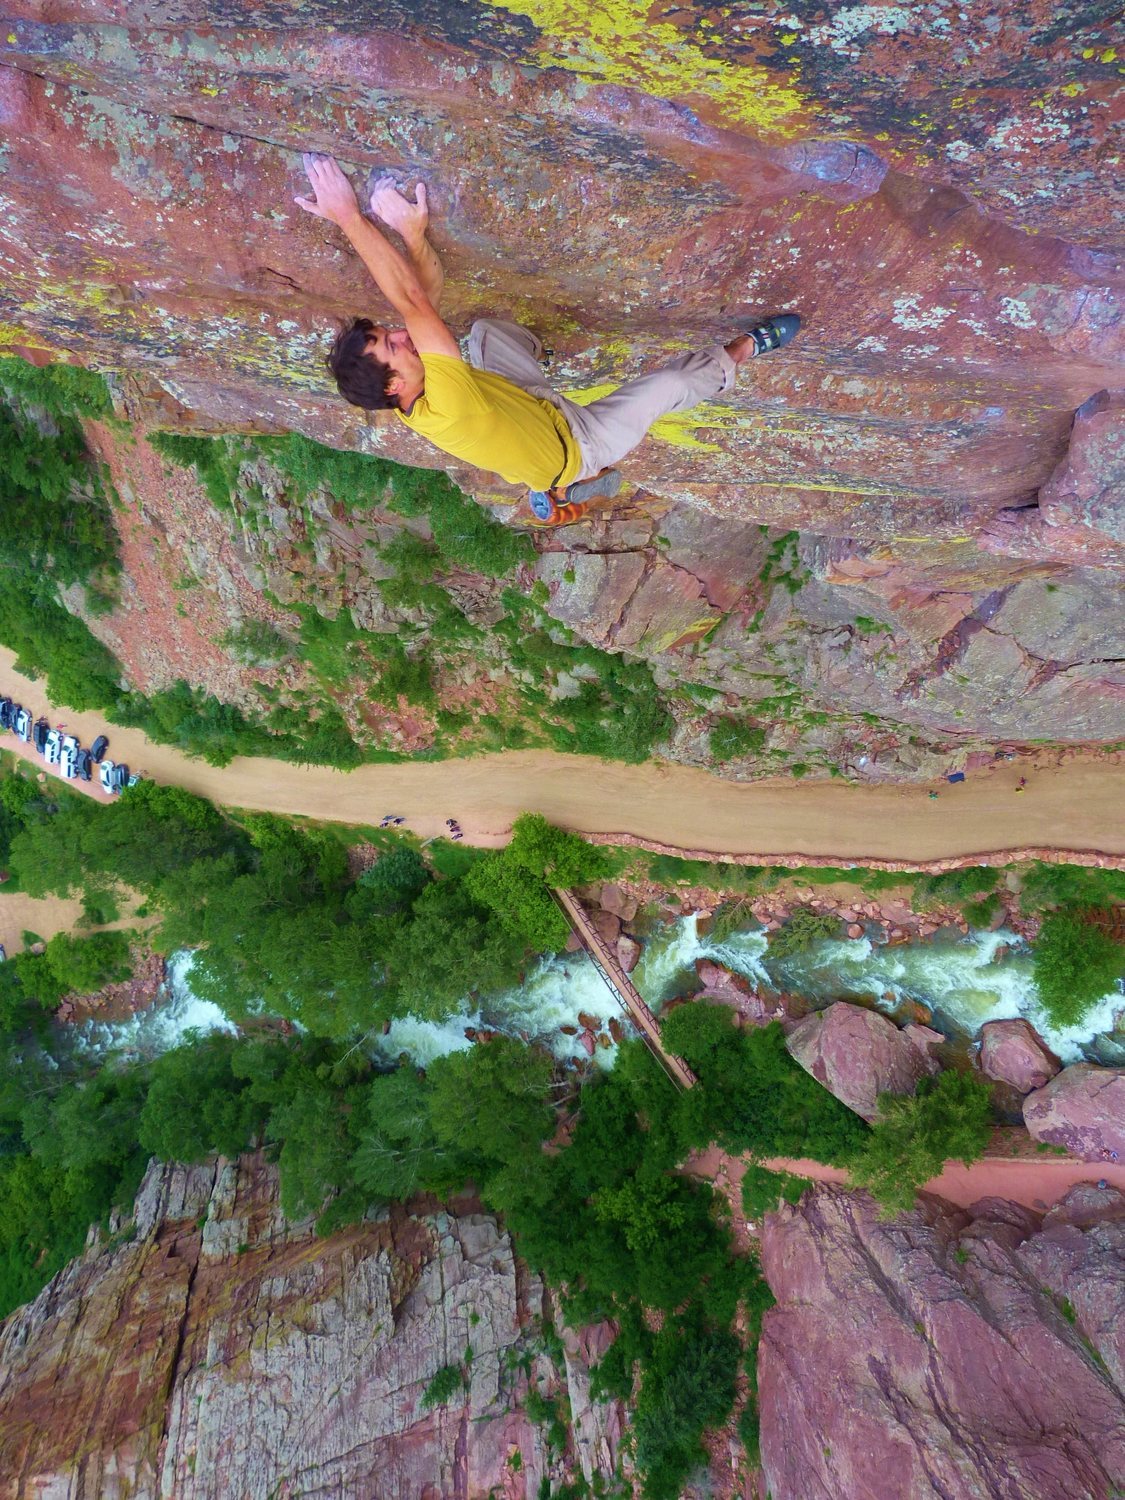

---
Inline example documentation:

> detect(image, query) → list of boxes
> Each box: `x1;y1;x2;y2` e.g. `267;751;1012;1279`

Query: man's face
366;326;424;402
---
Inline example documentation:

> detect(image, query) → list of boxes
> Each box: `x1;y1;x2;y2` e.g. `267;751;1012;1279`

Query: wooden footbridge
553;888;696;1091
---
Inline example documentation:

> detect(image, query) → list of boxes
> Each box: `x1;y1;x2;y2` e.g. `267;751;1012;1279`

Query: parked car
127;772;143;788
60;737;79;779
98;759;117;793
13;708;31;742
111;763;129;792
0;698;12;730
76;748;93;782
45;729;62;765
90;734;109;763
32;718;49;754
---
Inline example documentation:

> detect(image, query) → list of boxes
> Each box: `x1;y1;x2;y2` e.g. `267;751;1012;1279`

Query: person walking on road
296;154;800;526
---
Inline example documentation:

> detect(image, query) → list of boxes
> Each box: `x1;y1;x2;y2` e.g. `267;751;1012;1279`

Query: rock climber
296;154;800;527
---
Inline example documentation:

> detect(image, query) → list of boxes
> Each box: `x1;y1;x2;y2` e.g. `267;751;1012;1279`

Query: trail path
690;1147;1125;1226
3;649;1123;867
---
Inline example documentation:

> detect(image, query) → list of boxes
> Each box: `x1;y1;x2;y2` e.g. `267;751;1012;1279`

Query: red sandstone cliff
0;1155;622;1499
759;1182;1125;1500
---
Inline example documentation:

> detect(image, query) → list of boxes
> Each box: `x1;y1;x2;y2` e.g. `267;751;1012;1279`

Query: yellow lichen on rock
481;0;806;134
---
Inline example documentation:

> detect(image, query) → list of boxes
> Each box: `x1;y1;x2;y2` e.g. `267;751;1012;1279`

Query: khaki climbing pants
466;318;737;482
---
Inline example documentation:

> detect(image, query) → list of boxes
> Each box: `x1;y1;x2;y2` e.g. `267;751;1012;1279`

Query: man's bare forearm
403;230;444;311
338;210;432;315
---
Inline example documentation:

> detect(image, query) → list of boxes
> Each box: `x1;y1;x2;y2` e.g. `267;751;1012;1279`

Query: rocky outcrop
980;1018;1062;1094
1024;1063;1125;1161
694;958;769;1024
785;1001;939;1120
758;1183;1125;1500
982;391;1125;570
0;1155;621;1499
0;5;1122;763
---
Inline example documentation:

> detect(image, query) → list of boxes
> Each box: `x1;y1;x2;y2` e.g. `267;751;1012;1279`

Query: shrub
419;1362;466;1410
767;907;843;959
1020;861;1125;915
1032;911;1125;1028
849;1069;993;1213
220;619;293;665
709;718;766;761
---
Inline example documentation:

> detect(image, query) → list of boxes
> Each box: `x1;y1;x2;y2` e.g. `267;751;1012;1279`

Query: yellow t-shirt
396;354;582;490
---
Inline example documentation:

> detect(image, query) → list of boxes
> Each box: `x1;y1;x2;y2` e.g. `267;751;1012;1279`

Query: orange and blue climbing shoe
525;467;623;528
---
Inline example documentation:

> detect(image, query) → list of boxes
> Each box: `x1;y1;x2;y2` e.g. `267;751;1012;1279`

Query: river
76;918;1124;1070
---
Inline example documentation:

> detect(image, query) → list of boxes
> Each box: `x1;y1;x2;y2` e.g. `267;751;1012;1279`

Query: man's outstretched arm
295;154;458;357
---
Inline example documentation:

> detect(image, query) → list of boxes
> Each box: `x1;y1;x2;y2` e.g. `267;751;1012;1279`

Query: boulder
758;1185;1125;1500
1024;1064;1125;1161
980;1019;1061;1094
785;1002;940;1121
591;910;621;947
597;884;638;923
615;934;641;973
903;1023;946;1063
694;959;770;1024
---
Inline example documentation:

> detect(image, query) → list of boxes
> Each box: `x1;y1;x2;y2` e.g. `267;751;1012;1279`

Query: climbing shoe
522;468;623;528
521;494;592;529
745;313;801;355
564;467;623;506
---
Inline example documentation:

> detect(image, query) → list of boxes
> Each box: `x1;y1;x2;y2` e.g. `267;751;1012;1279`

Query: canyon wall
0;1155;621;1499
759;1182;1125;1500
0;2;1122;759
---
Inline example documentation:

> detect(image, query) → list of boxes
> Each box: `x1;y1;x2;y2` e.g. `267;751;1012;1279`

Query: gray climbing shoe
745;313;801;354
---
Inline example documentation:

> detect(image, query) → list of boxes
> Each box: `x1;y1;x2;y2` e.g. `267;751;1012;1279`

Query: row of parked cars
0;695;141;794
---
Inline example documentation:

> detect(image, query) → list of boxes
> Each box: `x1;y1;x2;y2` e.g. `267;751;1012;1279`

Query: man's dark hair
326;316;399;410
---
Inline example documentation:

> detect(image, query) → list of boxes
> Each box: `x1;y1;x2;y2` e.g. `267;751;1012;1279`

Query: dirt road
3;646;1123;867
761;1153;1125;1213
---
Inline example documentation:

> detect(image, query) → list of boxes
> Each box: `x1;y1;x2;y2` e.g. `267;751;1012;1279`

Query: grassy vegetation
741;1163;813;1219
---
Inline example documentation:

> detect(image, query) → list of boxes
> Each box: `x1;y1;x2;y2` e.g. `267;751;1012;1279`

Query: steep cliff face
1;3;1122;755
0;1155;622;1499
758;1183;1125;1500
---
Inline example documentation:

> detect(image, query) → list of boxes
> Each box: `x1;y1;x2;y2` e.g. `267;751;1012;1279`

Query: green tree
383;880;526;1021
462;852;571;951
43;930;132;994
138;1034;267;1163
505;813;610;888
633;1319;740;1500
350;846;432;917
1032;910;1125;1027
350;1069;462;1201
426;1038;554;1167
661;1005;868;1165
849;1069;994;1213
